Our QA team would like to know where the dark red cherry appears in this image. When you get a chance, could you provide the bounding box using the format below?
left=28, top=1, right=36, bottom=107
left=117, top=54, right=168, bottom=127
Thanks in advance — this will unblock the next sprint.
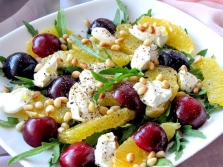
left=60, top=142, right=95, bottom=167
left=172, top=95, right=207, bottom=129
left=133, top=122, right=168, bottom=152
left=32, top=33, right=61, bottom=58
left=22, top=117, right=58, bottom=147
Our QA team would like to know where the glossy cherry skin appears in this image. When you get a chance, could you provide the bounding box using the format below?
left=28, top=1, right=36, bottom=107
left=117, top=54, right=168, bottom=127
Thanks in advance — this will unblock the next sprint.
left=172, top=95, right=207, bottom=129
left=113, top=82, right=146, bottom=112
left=87, top=18, right=116, bottom=35
left=59, top=142, right=95, bottom=167
left=133, top=122, right=168, bottom=152
left=46, top=76, right=75, bottom=99
left=22, top=117, right=58, bottom=147
left=32, top=33, right=61, bottom=58
left=2, top=52, right=38, bottom=80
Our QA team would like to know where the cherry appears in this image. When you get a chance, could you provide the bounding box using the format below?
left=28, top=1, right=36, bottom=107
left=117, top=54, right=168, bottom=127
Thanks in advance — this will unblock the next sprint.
left=22, top=117, right=58, bottom=147
left=32, top=33, right=61, bottom=58
left=59, top=142, right=95, bottom=167
left=87, top=18, right=116, bottom=35
left=46, top=75, right=75, bottom=99
left=133, top=122, right=168, bottom=152
left=113, top=82, right=146, bottom=112
left=2, top=52, right=38, bottom=80
left=172, top=95, right=207, bottom=129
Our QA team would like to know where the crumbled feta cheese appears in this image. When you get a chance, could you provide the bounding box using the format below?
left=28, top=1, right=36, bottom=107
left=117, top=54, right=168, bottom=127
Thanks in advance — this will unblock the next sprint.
left=95, top=132, right=117, bottom=167
left=129, top=25, right=168, bottom=47
left=130, top=44, right=158, bottom=71
left=33, top=56, right=58, bottom=87
left=91, top=27, right=116, bottom=44
left=178, top=70, right=198, bottom=92
left=133, top=80, right=172, bottom=108
left=0, top=88, right=32, bottom=114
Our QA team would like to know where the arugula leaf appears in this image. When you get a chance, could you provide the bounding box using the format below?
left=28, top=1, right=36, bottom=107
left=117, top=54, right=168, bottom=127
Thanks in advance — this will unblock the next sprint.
left=0, top=68, right=3, bottom=77
left=0, top=117, right=19, bottom=127
left=189, top=68, right=204, bottom=80
left=113, top=9, right=121, bottom=25
left=69, top=35, right=107, bottom=61
left=23, top=21, right=38, bottom=37
left=204, top=99, right=221, bottom=115
left=15, top=76, right=34, bottom=84
left=157, top=104, right=173, bottom=124
left=182, top=125, right=206, bottom=139
left=99, top=66, right=142, bottom=76
left=10, top=76, right=35, bottom=89
left=58, top=66, right=83, bottom=75
left=116, top=0, right=129, bottom=23
left=196, top=49, right=208, bottom=57
left=131, top=9, right=152, bottom=25
left=155, top=158, right=173, bottom=166
left=49, top=144, right=60, bottom=167
left=118, top=124, right=136, bottom=144
left=184, top=28, right=188, bottom=34
left=8, top=141, right=60, bottom=165
left=175, top=144, right=186, bottom=161
left=54, top=9, right=67, bottom=37
left=0, top=56, right=6, bottom=64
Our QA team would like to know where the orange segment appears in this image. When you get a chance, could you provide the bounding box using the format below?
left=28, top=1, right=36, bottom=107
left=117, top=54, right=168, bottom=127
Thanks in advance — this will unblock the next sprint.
left=193, top=57, right=223, bottom=106
left=161, top=122, right=181, bottom=141
left=58, top=108, right=135, bottom=144
left=138, top=16, right=194, bottom=54
left=114, top=137, right=149, bottom=167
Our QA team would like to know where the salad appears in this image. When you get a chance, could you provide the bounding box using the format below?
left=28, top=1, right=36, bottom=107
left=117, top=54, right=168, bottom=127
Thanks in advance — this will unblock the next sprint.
left=0, top=0, right=223, bottom=167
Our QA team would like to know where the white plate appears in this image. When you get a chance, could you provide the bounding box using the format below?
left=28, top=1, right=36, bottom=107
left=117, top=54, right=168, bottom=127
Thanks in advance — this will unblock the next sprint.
left=0, top=0, right=223, bottom=167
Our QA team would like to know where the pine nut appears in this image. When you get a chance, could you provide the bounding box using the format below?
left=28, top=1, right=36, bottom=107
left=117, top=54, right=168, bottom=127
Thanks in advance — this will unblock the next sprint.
left=59, top=37, right=66, bottom=44
left=61, top=122, right=70, bottom=129
left=99, top=106, right=109, bottom=115
left=147, top=151, right=156, bottom=159
left=58, top=127, right=65, bottom=133
left=64, top=112, right=72, bottom=122
left=133, top=165, right=140, bottom=167
left=99, top=41, right=110, bottom=48
left=80, top=62, right=88, bottom=69
left=148, top=25, right=155, bottom=34
left=66, top=54, right=74, bottom=62
left=57, top=57, right=64, bottom=68
left=110, top=106, right=120, bottom=111
left=107, top=109, right=115, bottom=114
left=89, top=36, right=97, bottom=43
left=153, top=59, right=159, bottom=66
left=119, top=30, right=128, bottom=37
left=143, top=22, right=150, bottom=29
left=156, top=150, right=165, bottom=158
left=115, top=38, right=125, bottom=45
left=60, top=97, right=68, bottom=103
left=61, top=44, right=67, bottom=51
left=34, top=63, right=43, bottom=72
left=72, top=71, right=81, bottom=78
left=126, top=153, right=135, bottom=163
left=111, top=44, right=120, bottom=51
left=137, top=24, right=145, bottom=31
left=162, top=80, right=170, bottom=89
left=54, top=98, right=62, bottom=108
left=84, top=18, right=91, bottom=28
left=81, top=38, right=90, bottom=44
left=35, top=101, right=44, bottom=110
left=139, top=77, right=147, bottom=85
left=156, top=74, right=163, bottom=81
left=155, top=28, right=161, bottom=37
left=147, top=157, right=157, bottom=166
left=16, top=121, right=26, bottom=131
left=176, top=91, right=186, bottom=97
left=45, top=99, right=54, bottom=106
left=63, top=34, right=69, bottom=40
left=45, top=105, right=55, bottom=114
left=2, top=86, right=9, bottom=93
left=71, top=58, right=78, bottom=66
left=137, top=86, right=148, bottom=95
left=143, top=39, right=152, bottom=46
left=89, top=102, right=97, bottom=112
left=32, top=91, right=41, bottom=99
left=193, top=55, right=202, bottom=64
left=128, top=76, right=138, bottom=82
left=96, top=82, right=104, bottom=88
left=180, top=65, right=188, bottom=72
left=148, top=62, right=155, bottom=70
left=193, top=87, right=199, bottom=94
left=105, top=59, right=115, bottom=68
left=36, top=57, right=42, bottom=63
left=196, top=82, right=202, bottom=89
left=139, top=162, right=146, bottom=167
left=67, top=38, right=74, bottom=44
left=23, top=104, right=34, bottom=111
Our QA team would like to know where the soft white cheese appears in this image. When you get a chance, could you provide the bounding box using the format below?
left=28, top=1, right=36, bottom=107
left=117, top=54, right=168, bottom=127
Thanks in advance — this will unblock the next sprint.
left=129, top=25, right=168, bottom=47
left=178, top=70, right=198, bottom=92
left=95, top=132, right=116, bottom=167
left=33, top=56, right=58, bottom=87
left=133, top=80, right=172, bottom=108
left=0, top=88, right=32, bottom=114
left=91, top=27, right=116, bottom=44
left=130, top=44, right=158, bottom=71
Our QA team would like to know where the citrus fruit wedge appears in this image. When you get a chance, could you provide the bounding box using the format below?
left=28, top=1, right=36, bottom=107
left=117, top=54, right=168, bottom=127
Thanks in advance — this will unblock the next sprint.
left=138, top=16, right=194, bottom=54
left=58, top=108, right=135, bottom=144
left=193, top=57, right=223, bottom=106
left=114, top=137, right=149, bottom=167
left=161, top=122, right=181, bottom=141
